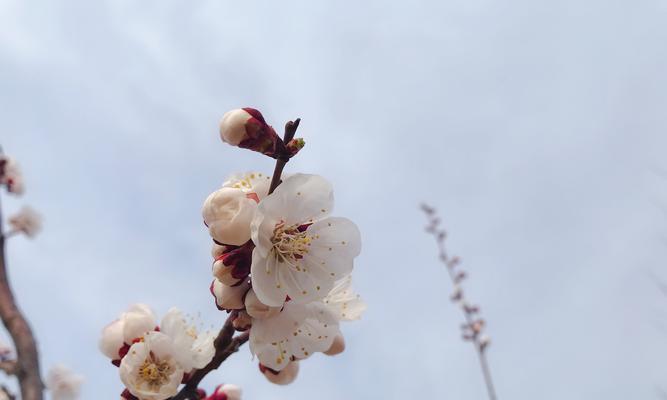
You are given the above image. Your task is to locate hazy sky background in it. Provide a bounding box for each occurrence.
[2,0,667,399]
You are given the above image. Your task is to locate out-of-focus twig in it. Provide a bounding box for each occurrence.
[421,203,498,400]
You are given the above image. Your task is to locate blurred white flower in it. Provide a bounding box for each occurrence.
[249,301,338,370]
[8,206,41,238]
[119,332,183,400]
[259,361,299,385]
[46,364,84,400]
[202,187,257,246]
[0,338,12,361]
[208,383,242,400]
[0,156,24,195]
[0,388,9,400]
[250,174,362,307]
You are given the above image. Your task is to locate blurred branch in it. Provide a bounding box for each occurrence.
[0,360,16,375]
[421,203,498,400]
[0,195,44,400]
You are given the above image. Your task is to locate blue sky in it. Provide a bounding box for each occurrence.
[2,0,667,399]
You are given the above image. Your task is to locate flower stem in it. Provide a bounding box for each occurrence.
[268,119,301,195]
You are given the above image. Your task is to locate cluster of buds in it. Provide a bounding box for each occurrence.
[204,108,365,384]
[422,204,491,353]
[99,304,218,400]
[0,155,24,196]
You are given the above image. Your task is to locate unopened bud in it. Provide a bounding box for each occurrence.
[219,108,282,158]
[202,187,256,246]
[324,334,345,356]
[231,310,252,331]
[210,279,250,311]
[259,361,299,385]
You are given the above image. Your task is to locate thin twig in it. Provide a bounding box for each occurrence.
[0,360,17,375]
[421,204,498,400]
[268,119,300,195]
[0,194,44,399]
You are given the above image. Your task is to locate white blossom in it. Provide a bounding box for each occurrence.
[159,308,216,372]
[46,364,84,400]
[119,332,184,400]
[99,304,156,360]
[260,361,300,385]
[249,301,339,371]
[8,206,41,238]
[250,174,362,307]
[202,187,257,246]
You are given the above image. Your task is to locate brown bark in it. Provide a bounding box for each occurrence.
[0,200,44,399]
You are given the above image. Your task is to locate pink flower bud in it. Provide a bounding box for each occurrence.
[259,361,299,385]
[244,288,281,319]
[231,310,252,331]
[212,259,241,286]
[219,108,282,158]
[208,384,242,400]
[210,279,250,311]
[324,334,345,356]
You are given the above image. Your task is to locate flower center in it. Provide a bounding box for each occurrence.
[271,221,311,263]
[139,355,173,389]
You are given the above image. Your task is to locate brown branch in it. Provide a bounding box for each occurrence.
[0,196,44,399]
[421,204,498,400]
[268,118,300,195]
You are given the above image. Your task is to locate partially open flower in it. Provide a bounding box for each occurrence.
[159,308,216,372]
[203,187,257,246]
[250,174,362,307]
[244,288,281,319]
[46,364,84,400]
[210,279,250,311]
[259,361,299,385]
[100,304,157,362]
[219,108,282,158]
[8,206,42,238]
[207,384,242,400]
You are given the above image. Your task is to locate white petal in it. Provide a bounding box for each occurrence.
[99,319,125,359]
[261,361,299,385]
[250,250,287,307]
[215,384,242,400]
[266,174,334,225]
[190,330,216,369]
[122,306,156,343]
[324,275,367,321]
[223,171,272,199]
